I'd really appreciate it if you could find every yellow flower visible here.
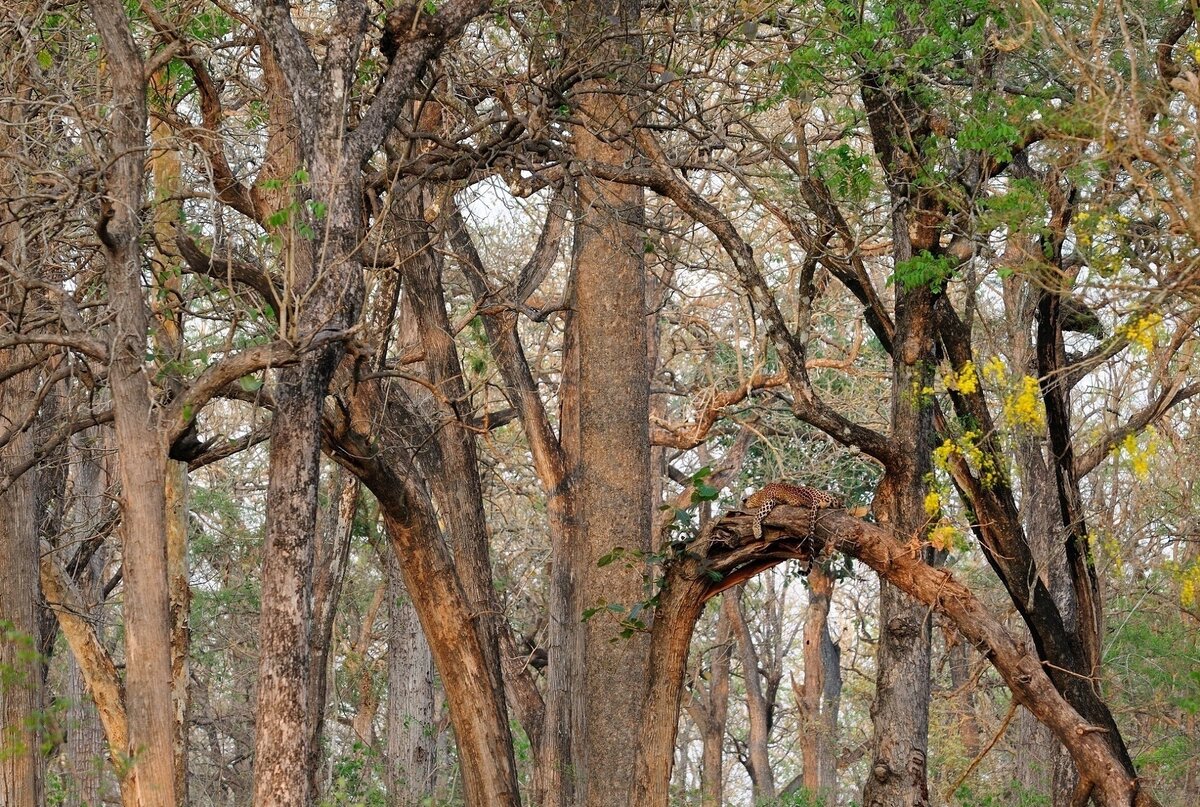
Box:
[945,360,978,394]
[1121,429,1158,480]
[1180,563,1200,608]
[930,523,959,552]
[924,491,942,516]
[1118,312,1163,351]
[982,356,1006,381]
[1005,375,1045,431]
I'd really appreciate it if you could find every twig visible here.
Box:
[945,698,1018,802]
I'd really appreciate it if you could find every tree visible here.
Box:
[4,1,1199,806]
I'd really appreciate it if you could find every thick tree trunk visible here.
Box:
[250,123,363,806]
[254,342,354,806]
[0,355,43,807]
[563,4,652,804]
[0,41,46,807]
[628,571,708,807]
[149,80,191,805]
[862,209,937,807]
[88,2,176,801]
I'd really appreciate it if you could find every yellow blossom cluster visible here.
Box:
[1181,563,1200,608]
[1120,429,1159,480]
[943,360,979,394]
[933,430,998,486]
[1117,311,1163,351]
[929,522,961,552]
[1004,375,1046,431]
[923,490,942,516]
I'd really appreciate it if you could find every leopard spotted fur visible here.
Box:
[743,482,843,540]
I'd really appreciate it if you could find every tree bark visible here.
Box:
[0,350,43,807]
[63,433,112,807]
[386,554,437,806]
[724,589,776,801]
[331,377,521,807]
[88,1,177,801]
[563,3,652,804]
[796,567,841,802]
[307,472,358,800]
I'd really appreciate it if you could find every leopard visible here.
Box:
[743,482,844,540]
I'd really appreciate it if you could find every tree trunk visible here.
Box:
[394,191,515,787]
[308,472,358,800]
[148,74,191,804]
[861,209,937,807]
[386,555,437,806]
[724,589,776,801]
[0,351,43,807]
[563,4,652,804]
[796,567,841,803]
[334,381,521,807]
[88,1,177,801]
[63,434,112,806]
[252,360,327,807]
[696,607,732,807]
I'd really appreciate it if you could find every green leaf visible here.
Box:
[889,250,957,293]
[597,547,626,567]
[238,375,264,392]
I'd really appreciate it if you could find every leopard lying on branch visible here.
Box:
[742,482,845,540]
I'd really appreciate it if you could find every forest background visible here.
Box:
[1,0,1198,806]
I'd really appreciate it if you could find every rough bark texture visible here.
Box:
[149,83,191,805]
[861,192,937,807]
[386,557,437,806]
[0,22,44,803]
[0,352,43,807]
[564,3,652,804]
[88,1,177,801]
